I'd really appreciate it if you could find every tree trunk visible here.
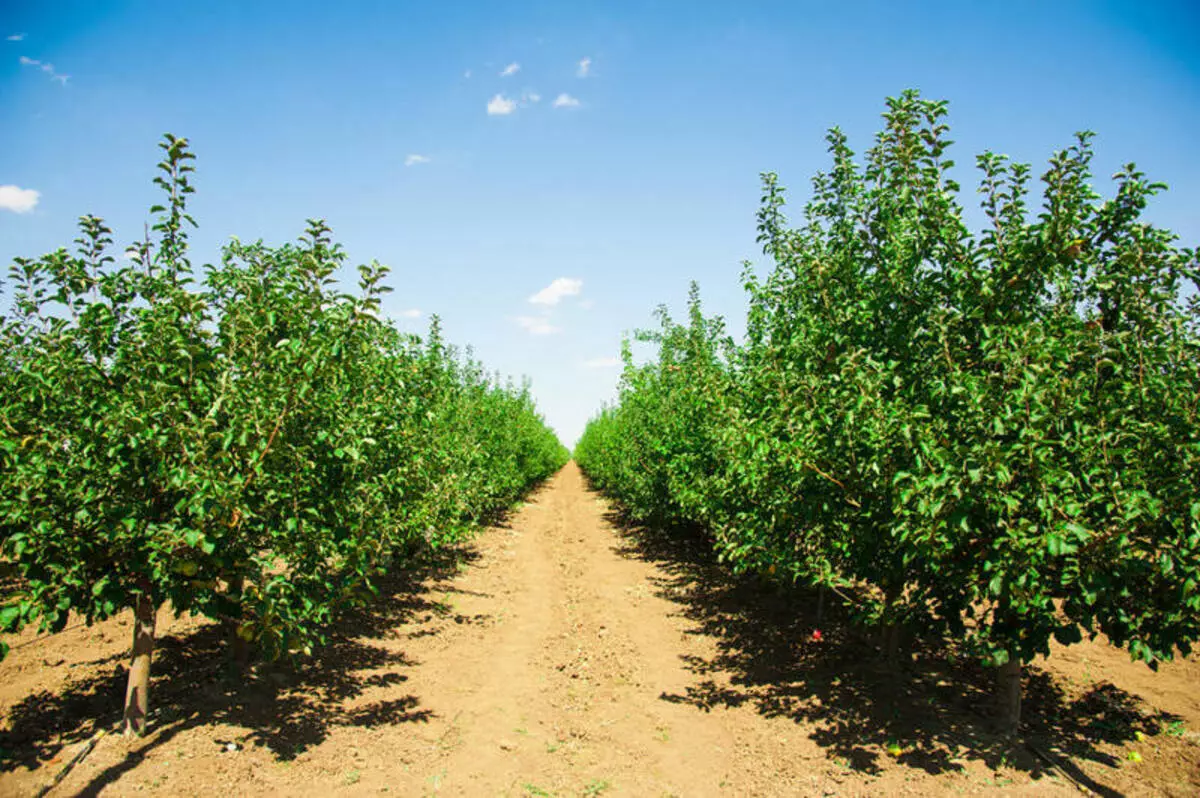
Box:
[223,575,248,670]
[884,622,901,670]
[816,587,826,625]
[123,593,157,736]
[996,655,1022,737]
[879,586,902,669]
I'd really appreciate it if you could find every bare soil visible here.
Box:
[2,463,1198,796]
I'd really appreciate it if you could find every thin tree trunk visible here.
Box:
[224,575,249,669]
[123,593,157,736]
[879,586,901,668]
[884,622,901,670]
[996,655,1022,737]
[816,587,826,625]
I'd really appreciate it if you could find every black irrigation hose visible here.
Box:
[6,622,87,653]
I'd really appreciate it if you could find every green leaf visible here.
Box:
[0,605,21,631]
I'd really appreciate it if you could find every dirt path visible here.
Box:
[2,463,1199,796]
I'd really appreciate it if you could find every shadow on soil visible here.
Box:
[0,540,490,795]
[594,492,1182,797]
[1,479,555,793]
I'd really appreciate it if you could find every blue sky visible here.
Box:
[3,0,1199,446]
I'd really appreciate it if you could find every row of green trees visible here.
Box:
[576,91,1200,734]
[0,135,568,734]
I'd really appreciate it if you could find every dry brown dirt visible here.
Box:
[2,463,1198,796]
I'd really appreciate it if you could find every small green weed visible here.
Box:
[583,779,612,796]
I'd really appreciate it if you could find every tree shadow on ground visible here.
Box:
[470,475,556,530]
[596,497,1182,798]
[0,541,486,794]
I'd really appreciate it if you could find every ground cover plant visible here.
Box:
[576,90,1200,735]
[0,135,568,735]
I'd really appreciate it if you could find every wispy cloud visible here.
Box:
[404,154,431,166]
[397,308,422,319]
[7,33,26,42]
[522,89,541,104]
[577,57,591,77]
[515,315,560,335]
[583,356,620,369]
[500,62,520,77]
[0,185,40,213]
[463,69,472,79]
[487,94,517,115]
[579,299,595,310]
[553,93,580,109]
[529,277,583,306]
[19,55,68,85]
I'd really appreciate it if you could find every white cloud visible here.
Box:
[397,308,422,319]
[522,90,541,104]
[583,356,620,369]
[19,55,68,85]
[404,154,431,166]
[463,69,472,79]
[529,277,583,306]
[515,315,560,335]
[487,94,517,115]
[500,62,520,77]
[0,185,39,213]
[7,33,26,42]
[553,93,580,109]
[123,248,141,260]
[577,57,591,77]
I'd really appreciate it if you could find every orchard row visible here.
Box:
[576,91,1200,733]
[0,136,568,733]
